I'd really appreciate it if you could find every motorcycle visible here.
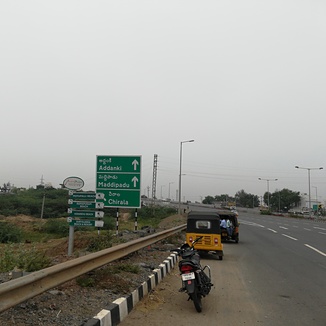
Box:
[171,236,213,312]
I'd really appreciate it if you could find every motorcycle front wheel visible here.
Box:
[190,289,202,313]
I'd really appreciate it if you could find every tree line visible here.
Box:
[202,188,301,212]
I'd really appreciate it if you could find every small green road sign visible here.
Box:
[69,191,104,200]
[67,200,104,209]
[68,219,104,227]
[67,209,104,218]
[96,155,141,208]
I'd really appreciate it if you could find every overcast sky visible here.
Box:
[1,1,326,203]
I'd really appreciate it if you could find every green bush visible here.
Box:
[40,218,69,237]
[0,222,22,243]
[0,244,52,272]
[86,232,115,252]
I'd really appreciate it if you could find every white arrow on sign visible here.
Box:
[132,159,139,170]
[131,176,139,187]
[96,193,104,200]
[95,202,104,209]
[95,211,104,218]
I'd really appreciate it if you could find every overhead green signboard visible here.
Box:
[96,155,141,208]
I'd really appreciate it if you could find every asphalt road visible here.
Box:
[120,211,326,326]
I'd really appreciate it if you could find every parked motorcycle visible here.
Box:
[171,236,213,312]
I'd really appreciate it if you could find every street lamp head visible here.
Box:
[182,139,195,144]
[295,166,299,169]
[319,167,323,170]
[258,178,262,180]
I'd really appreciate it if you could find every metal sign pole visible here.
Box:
[68,225,74,256]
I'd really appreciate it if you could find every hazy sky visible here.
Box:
[2,1,326,203]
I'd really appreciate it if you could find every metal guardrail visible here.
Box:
[0,224,186,313]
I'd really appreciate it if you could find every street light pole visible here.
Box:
[178,139,194,214]
[258,177,278,211]
[295,166,323,218]
[312,186,318,212]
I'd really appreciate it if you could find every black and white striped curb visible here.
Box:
[83,253,178,326]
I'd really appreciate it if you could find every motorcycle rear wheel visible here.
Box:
[190,290,202,312]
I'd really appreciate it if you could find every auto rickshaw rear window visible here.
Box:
[196,220,211,229]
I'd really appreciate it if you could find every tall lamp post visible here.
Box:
[295,166,323,218]
[178,139,194,214]
[312,186,318,212]
[258,177,278,211]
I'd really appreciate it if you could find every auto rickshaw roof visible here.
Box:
[187,210,220,219]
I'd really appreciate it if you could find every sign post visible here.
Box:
[66,188,105,256]
[96,155,142,208]
[96,155,141,234]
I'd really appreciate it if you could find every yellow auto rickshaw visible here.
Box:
[186,210,224,260]
[218,210,240,243]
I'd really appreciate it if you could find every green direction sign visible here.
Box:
[68,209,104,218]
[96,155,141,208]
[69,191,104,200]
[68,200,104,209]
[69,219,104,227]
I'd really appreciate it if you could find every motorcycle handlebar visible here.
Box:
[170,236,203,255]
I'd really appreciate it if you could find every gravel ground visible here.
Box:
[0,243,177,326]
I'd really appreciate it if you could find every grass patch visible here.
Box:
[0,244,52,272]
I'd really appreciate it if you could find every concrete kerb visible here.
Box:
[83,252,178,326]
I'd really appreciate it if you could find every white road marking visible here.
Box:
[267,228,277,233]
[319,232,326,235]
[304,244,326,257]
[279,226,288,230]
[282,234,298,241]
[314,226,326,231]
[304,228,311,231]
[239,220,265,228]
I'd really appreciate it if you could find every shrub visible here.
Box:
[40,218,69,237]
[0,222,22,243]
[0,244,52,272]
[86,232,115,252]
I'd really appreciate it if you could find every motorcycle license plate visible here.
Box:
[182,272,195,281]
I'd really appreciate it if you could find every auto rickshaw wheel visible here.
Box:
[219,255,223,260]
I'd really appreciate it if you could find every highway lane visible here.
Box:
[120,211,326,326]
[237,212,326,325]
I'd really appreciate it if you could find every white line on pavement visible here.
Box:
[304,244,326,257]
[279,226,288,230]
[282,234,298,241]
[267,228,277,233]
[314,226,326,231]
